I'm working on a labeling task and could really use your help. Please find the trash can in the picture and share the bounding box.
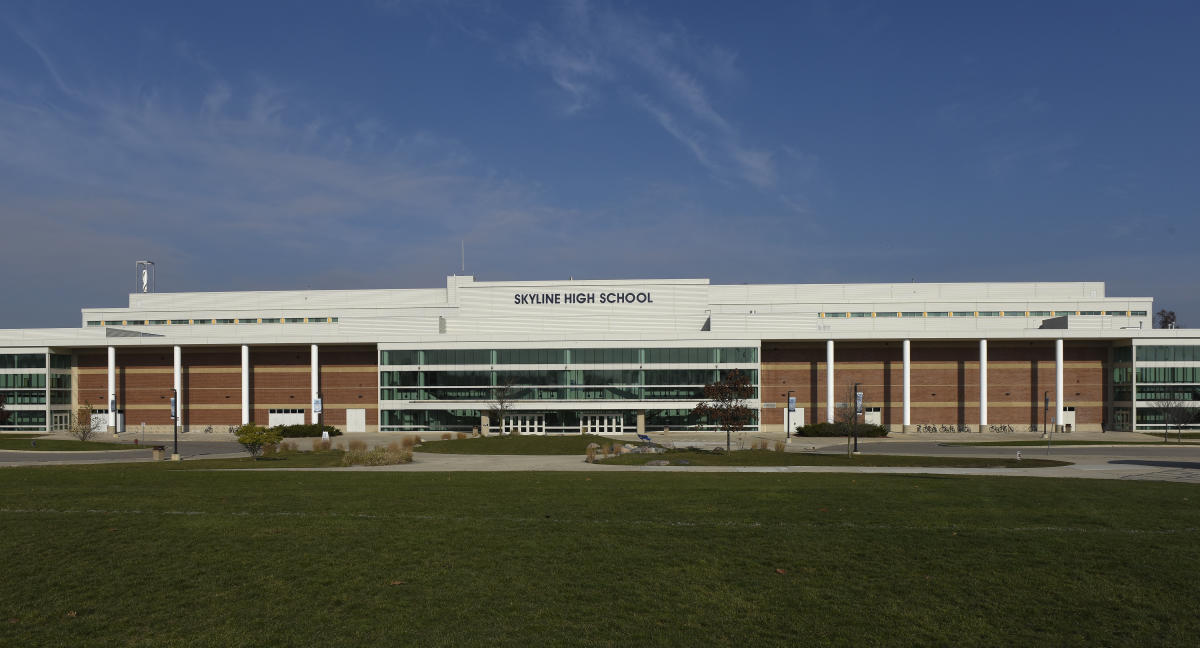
[151,446,165,461]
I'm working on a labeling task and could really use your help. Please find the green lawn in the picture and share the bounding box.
[600,449,1069,468]
[416,433,626,454]
[2,467,1197,646]
[1142,432,1200,440]
[0,436,134,451]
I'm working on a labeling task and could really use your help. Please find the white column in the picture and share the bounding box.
[826,340,835,423]
[106,346,116,432]
[173,345,182,424]
[902,339,911,427]
[979,339,988,428]
[1055,338,1064,430]
[241,345,250,425]
[311,344,319,425]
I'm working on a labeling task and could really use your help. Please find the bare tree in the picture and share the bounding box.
[1156,398,1196,443]
[1156,310,1178,329]
[692,369,755,451]
[68,401,103,442]
[0,394,8,427]
[487,378,518,436]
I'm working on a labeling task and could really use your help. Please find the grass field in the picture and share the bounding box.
[0,436,133,451]
[416,433,624,454]
[1,465,1197,647]
[600,449,1069,468]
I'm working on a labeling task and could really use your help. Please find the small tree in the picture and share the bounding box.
[235,423,282,459]
[1156,310,1177,329]
[487,379,518,436]
[692,369,755,451]
[0,394,8,428]
[68,401,103,442]
[1156,398,1196,443]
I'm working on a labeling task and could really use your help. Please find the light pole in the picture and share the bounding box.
[170,388,179,461]
[853,382,862,454]
[785,390,795,439]
[1044,390,1052,454]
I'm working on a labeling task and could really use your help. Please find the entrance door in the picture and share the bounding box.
[580,414,623,435]
[504,414,544,435]
[346,408,366,434]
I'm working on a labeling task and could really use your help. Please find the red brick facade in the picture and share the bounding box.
[77,345,377,431]
[761,340,1109,431]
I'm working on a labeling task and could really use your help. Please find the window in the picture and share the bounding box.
[423,349,491,365]
[823,312,845,318]
[875,312,897,318]
[148,320,167,325]
[1029,311,1051,317]
[576,348,642,364]
[717,347,757,363]
[496,349,568,365]
[900,312,923,318]
[86,321,101,327]
[1136,346,1200,363]
[170,320,189,325]
[1002,311,1024,317]
[261,318,281,324]
[849,312,871,318]
[951,311,975,317]
[215,319,235,324]
[381,350,421,365]
[1078,311,1101,316]
[0,374,46,388]
[49,355,72,370]
[284,318,305,323]
[1132,311,1148,316]
[0,354,46,369]
[977,311,1000,317]
[237,319,257,324]
[926,312,948,317]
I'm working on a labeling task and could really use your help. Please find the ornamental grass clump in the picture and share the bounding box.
[773,440,787,453]
[341,446,413,466]
[311,439,332,452]
[347,439,368,452]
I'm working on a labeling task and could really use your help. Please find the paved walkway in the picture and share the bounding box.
[4,431,1200,483]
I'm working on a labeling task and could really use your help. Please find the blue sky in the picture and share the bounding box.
[1,0,1197,327]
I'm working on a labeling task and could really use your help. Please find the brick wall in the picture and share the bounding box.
[761,340,1109,431]
[76,345,378,432]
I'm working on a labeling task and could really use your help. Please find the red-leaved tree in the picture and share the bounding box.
[692,369,755,451]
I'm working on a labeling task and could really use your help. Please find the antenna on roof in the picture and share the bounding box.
[135,260,155,293]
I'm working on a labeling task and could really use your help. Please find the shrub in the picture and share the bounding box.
[341,446,413,466]
[269,424,342,438]
[400,436,416,449]
[441,432,452,441]
[347,439,367,452]
[235,424,283,459]
[456,432,467,440]
[794,422,889,438]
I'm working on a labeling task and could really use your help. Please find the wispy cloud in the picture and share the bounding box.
[514,1,777,188]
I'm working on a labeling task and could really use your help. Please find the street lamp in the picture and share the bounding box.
[170,388,179,461]
[785,389,795,439]
[853,382,862,454]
